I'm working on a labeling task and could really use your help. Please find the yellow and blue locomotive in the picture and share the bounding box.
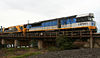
[27,13,97,32]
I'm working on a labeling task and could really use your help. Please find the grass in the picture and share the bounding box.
[1,48,43,58]
[11,52,42,58]
[47,46,59,51]
[7,48,15,51]
[17,47,30,50]
[2,47,30,51]
[2,48,32,57]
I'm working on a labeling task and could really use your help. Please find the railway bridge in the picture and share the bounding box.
[0,30,100,49]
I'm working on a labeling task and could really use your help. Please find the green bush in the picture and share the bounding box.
[56,35,75,50]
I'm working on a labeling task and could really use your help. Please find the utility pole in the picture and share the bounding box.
[28,20,29,25]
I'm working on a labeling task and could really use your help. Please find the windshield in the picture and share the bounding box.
[76,17,93,22]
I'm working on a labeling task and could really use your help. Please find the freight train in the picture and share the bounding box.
[0,13,97,33]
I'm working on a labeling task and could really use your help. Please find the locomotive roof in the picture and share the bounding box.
[28,15,76,25]
[25,13,94,25]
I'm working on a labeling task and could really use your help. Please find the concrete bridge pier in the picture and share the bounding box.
[90,36,93,48]
[38,40,44,49]
[14,39,19,48]
[1,39,5,45]
[90,30,93,48]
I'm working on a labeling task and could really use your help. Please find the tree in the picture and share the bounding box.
[56,35,75,50]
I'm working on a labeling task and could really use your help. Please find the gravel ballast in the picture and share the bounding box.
[28,48,100,58]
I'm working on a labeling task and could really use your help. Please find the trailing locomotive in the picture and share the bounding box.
[0,25,27,33]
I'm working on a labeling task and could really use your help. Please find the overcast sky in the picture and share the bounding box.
[0,0,100,31]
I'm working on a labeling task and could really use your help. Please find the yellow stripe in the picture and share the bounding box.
[4,26,97,33]
[60,26,97,30]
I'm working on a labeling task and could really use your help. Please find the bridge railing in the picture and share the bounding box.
[0,30,98,38]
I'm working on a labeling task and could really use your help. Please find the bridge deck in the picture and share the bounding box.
[0,30,100,39]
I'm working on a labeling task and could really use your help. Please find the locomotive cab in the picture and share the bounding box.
[76,13,97,31]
